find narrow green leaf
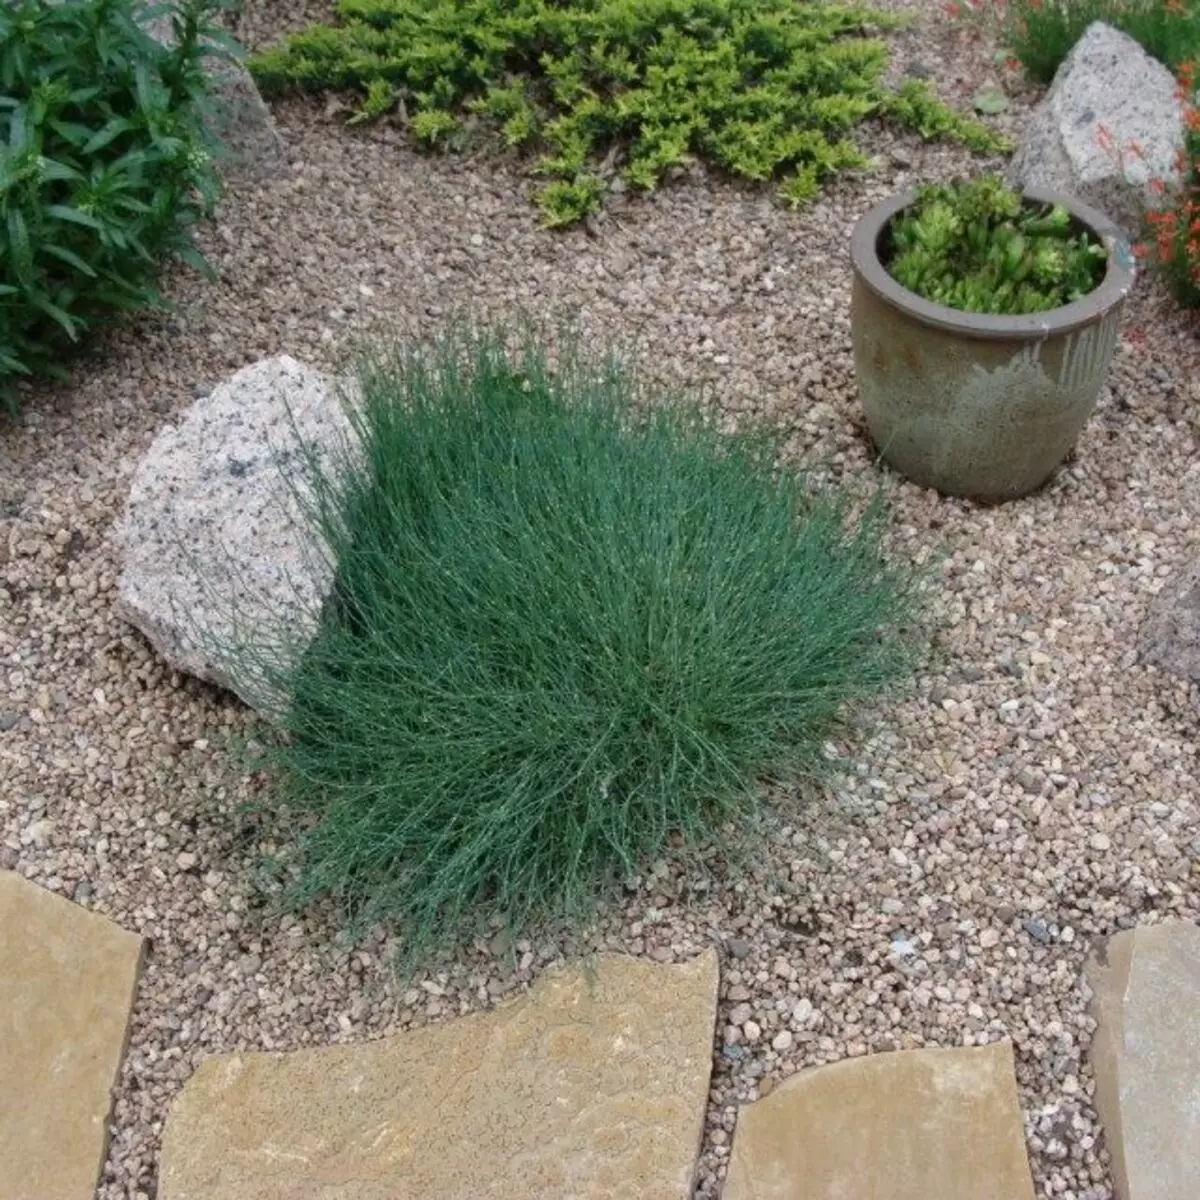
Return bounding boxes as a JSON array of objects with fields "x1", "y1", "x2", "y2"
[
  {"x1": 42, "y1": 243, "x2": 99, "y2": 277},
  {"x1": 39, "y1": 157, "x2": 83, "y2": 184},
  {"x1": 45, "y1": 204, "x2": 104, "y2": 229},
  {"x1": 30, "y1": 291, "x2": 81, "y2": 339},
  {"x1": 82, "y1": 117, "x2": 135, "y2": 155},
  {"x1": 0, "y1": 352, "x2": 32, "y2": 380},
  {"x1": 47, "y1": 120, "x2": 93, "y2": 147},
  {"x1": 6, "y1": 208, "x2": 33, "y2": 281}
]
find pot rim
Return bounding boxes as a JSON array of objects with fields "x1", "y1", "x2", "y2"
[{"x1": 849, "y1": 184, "x2": 1136, "y2": 339}]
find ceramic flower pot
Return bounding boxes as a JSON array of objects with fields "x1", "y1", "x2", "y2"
[{"x1": 849, "y1": 186, "x2": 1135, "y2": 502}]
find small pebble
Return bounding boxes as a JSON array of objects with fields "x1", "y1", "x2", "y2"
[{"x1": 726, "y1": 937, "x2": 751, "y2": 960}]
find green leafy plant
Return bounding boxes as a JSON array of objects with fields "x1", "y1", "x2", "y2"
[
  {"x1": 246, "y1": 326, "x2": 921, "y2": 962},
  {"x1": 0, "y1": 0, "x2": 229, "y2": 411},
  {"x1": 947, "y1": 0, "x2": 1200, "y2": 85},
  {"x1": 885, "y1": 174, "x2": 1108, "y2": 314},
  {"x1": 248, "y1": 0, "x2": 1008, "y2": 227}
]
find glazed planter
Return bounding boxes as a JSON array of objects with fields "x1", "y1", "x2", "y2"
[{"x1": 849, "y1": 186, "x2": 1135, "y2": 502}]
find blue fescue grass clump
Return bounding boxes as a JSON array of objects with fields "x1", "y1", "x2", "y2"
[{"x1": 258, "y1": 327, "x2": 920, "y2": 959}]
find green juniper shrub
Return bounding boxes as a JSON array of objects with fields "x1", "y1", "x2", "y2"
[
  {"x1": 885, "y1": 174, "x2": 1108, "y2": 314},
  {"x1": 251, "y1": 327, "x2": 922, "y2": 963},
  {"x1": 248, "y1": 0, "x2": 1009, "y2": 226},
  {"x1": 0, "y1": 0, "x2": 231, "y2": 412}
]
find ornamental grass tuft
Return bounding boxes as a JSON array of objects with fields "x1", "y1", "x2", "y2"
[{"x1": 255, "y1": 327, "x2": 920, "y2": 960}]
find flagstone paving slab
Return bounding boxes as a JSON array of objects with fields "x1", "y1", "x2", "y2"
[
  {"x1": 159, "y1": 949, "x2": 718, "y2": 1200},
  {"x1": 0, "y1": 870, "x2": 145, "y2": 1200},
  {"x1": 1087, "y1": 920, "x2": 1200, "y2": 1200},
  {"x1": 723, "y1": 1041, "x2": 1035, "y2": 1200}
]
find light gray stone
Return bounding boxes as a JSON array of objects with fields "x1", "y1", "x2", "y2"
[
  {"x1": 1086, "y1": 921, "x2": 1200, "y2": 1200},
  {"x1": 1010, "y1": 22, "x2": 1183, "y2": 237},
  {"x1": 142, "y1": 13, "x2": 286, "y2": 179},
  {"x1": 1138, "y1": 558, "x2": 1200, "y2": 684},
  {"x1": 116, "y1": 356, "x2": 357, "y2": 719}
]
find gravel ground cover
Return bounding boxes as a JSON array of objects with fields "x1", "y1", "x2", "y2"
[{"x1": 1, "y1": 3, "x2": 1198, "y2": 1197}]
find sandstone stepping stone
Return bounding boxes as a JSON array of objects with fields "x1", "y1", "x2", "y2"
[
  {"x1": 1086, "y1": 921, "x2": 1200, "y2": 1200},
  {"x1": 723, "y1": 1041, "x2": 1035, "y2": 1200},
  {"x1": 159, "y1": 950, "x2": 718, "y2": 1200},
  {"x1": 0, "y1": 871, "x2": 144, "y2": 1200},
  {"x1": 116, "y1": 356, "x2": 355, "y2": 720}
]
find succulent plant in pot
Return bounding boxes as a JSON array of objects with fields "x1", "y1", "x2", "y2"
[{"x1": 849, "y1": 173, "x2": 1135, "y2": 502}]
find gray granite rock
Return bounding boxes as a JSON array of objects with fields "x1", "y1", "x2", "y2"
[
  {"x1": 1010, "y1": 22, "x2": 1183, "y2": 238},
  {"x1": 115, "y1": 357, "x2": 356, "y2": 719},
  {"x1": 1138, "y1": 558, "x2": 1200, "y2": 684},
  {"x1": 142, "y1": 12, "x2": 286, "y2": 180},
  {"x1": 1087, "y1": 922, "x2": 1200, "y2": 1200}
]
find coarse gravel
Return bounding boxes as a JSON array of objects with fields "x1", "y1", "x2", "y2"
[{"x1": 1, "y1": 4, "x2": 1198, "y2": 1198}]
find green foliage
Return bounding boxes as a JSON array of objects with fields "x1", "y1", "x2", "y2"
[
  {"x1": 969, "y1": 0, "x2": 1200, "y2": 84},
  {"x1": 249, "y1": 0, "x2": 1009, "y2": 226},
  {"x1": 0, "y1": 0, "x2": 228, "y2": 411},
  {"x1": 885, "y1": 174, "x2": 1108, "y2": 314},
  {"x1": 881, "y1": 79, "x2": 1008, "y2": 155},
  {"x1": 251, "y1": 327, "x2": 920, "y2": 961},
  {"x1": 1140, "y1": 69, "x2": 1200, "y2": 308}
]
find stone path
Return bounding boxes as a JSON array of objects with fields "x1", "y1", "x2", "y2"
[
  {"x1": 1, "y1": 888, "x2": 1196, "y2": 1198},
  {"x1": 158, "y1": 951, "x2": 719, "y2": 1200},
  {"x1": 0, "y1": 871, "x2": 144, "y2": 1200}
]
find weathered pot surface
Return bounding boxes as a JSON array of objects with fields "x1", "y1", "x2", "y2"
[{"x1": 849, "y1": 185, "x2": 1135, "y2": 502}]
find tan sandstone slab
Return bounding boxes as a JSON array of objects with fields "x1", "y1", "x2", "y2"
[
  {"x1": 0, "y1": 870, "x2": 145, "y2": 1200},
  {"x1": 1087, "y1": 920, "x2": 1200, "y2": 1200},
  {"x1": 724, "y1": 1041, "x2": 1035, "y2": 1200},
  {"x1": 159, "y1": 949, "x2": 719, "y2": 1200}
]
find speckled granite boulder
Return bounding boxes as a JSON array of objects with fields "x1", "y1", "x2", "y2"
[
  {"x1": 1010, "y1": 22, "x2": 1183, "y2": 238},
  {"x1": 115, "y1": 356, "x2": 356, "y2": 719}
]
